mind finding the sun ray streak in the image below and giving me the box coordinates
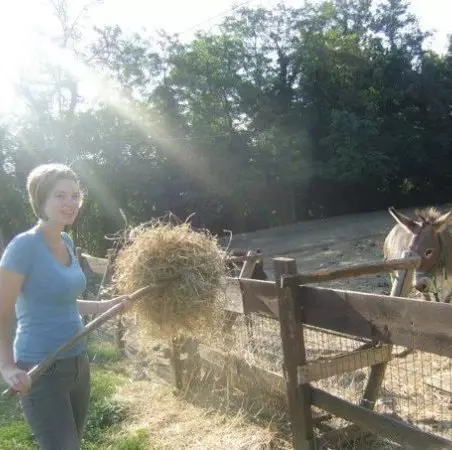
[38,38,228,198]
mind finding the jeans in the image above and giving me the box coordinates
[16,353,91,450]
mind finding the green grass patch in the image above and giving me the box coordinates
[0,387,25,424]
[87,340,122,364]
[90,367,124,401]
[0,421,35,450]
[0,379,36,450]
[83,429,152,450]
[114,429,152,449]
[83,363,128,446]
[0,342,139,450]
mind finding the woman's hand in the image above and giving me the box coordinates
[96,294,133,315]
[1,364,32,394]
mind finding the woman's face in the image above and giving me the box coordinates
[42,178,82,226]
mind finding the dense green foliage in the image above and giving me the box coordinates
[2,0,452,254]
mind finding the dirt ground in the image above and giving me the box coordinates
[223,204,451,293]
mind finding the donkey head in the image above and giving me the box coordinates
[389,207,452,294]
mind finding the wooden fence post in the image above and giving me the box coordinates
[103,249,127,355]
[171,336,184,390]
[222,251,257,342]
[76,247,90,326]
[0,227,6,257]
[240,251,258,349]
[274,257,314,450]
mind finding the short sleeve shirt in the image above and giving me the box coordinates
[0,226,87,363]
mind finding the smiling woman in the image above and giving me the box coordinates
[0,163,133,449]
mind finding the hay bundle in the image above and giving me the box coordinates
[113,217,228,340]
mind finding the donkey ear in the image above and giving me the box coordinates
[433,210,452,233]
[388,207,419,234]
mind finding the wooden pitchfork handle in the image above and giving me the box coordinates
[2,285,152,397]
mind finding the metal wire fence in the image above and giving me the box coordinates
[191,309,452,448]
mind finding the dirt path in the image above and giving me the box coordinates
[224,203,452,294]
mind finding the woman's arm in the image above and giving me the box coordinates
[77,296,128,316]
[0,269,23,372]
[0,268,31,393]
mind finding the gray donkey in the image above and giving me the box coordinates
[384,206,452,301]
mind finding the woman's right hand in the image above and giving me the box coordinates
[1,364,32,394]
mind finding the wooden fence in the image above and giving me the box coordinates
[77,247,452,450]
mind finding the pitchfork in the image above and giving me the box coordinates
[2,285,152,397]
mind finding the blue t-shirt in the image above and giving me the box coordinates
[0,226,87,363]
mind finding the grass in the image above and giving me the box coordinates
[0,335,287,449]
[0,422,35,450]
[0,339,152,450]
[0,376,35,450]
[87,339,123,365]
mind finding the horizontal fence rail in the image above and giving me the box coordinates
[310,387,452,450]
[229,276,452,358]
[281,255,421,286]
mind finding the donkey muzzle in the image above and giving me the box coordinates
[414,272,433,293]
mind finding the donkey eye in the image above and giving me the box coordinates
[424,249,434,258]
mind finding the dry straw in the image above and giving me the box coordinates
[113,215,228,340]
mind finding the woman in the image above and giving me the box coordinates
[0,163,130,450]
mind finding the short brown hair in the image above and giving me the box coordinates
[26,163,81,220]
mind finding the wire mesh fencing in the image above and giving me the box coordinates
[197,310,452,448]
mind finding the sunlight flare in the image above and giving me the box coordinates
[37,38,226,197]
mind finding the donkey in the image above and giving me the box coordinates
[384,206,452,302]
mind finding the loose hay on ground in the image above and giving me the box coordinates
[113,218,228,341]
[116,378,284,449]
